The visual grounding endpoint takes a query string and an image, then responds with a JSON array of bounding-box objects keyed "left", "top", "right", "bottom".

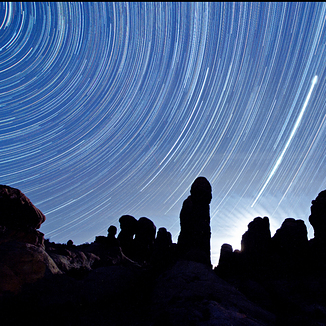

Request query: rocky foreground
[{"left": 1, "top": 184, "right": 326, "bottom": 325}]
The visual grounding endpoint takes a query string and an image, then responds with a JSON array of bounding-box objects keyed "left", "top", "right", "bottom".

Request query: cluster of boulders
[
  {"left": 1, "top": 180, "right": 326, "bottom": 325},
  {"left": 0, "top": 177, "right": 212, "bottom": 295},
  {"left": 217, "top": 216, "right": 310, "bottom": 278},
  {"left": 217, "top": 189, "right": 326, "bottom": 279},
  {"left": 0, "top": 185, "right": 61, "bottom": 293},
  {"left": 0, "top": 178, "right": 217, "bottom": 325},
  {"left": 215, "top": 189, "right": 326, "bottom": 325}
]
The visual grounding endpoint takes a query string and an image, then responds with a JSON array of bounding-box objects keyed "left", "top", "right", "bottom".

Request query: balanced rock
[
  {"left": 0, "top": 185, "right": 45, "bottom": 229},
  {"left": 0, "top": 186, "right": 58, "bottom": 294}
]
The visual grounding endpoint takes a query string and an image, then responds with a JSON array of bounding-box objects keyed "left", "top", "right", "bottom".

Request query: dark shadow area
[
  {"left": 1, "top": 182, "right": 326, "bottom": 325},
  {"left": 216, "top": 189, "right": 326, "bottom": 325}
]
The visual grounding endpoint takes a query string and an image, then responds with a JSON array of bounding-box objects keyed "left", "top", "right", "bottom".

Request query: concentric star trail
[{"left": 1, "top": 2, "right": 326, "bottom": 265}]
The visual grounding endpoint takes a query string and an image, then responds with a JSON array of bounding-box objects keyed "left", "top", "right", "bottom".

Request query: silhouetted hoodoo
[{"left": 177, "top": 176, "right": 212, "bottom": 266}]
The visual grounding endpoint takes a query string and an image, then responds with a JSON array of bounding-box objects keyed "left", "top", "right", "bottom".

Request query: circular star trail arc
[{"left": 1, "top": 2, "right": 326, "bottom": 265}]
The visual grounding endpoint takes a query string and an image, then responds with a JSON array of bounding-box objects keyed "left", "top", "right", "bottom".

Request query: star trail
[{"left": 1, "top": 2, "right": 326, "bottom": 265}]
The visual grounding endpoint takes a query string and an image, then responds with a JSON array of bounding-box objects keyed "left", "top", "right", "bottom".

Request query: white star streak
[{"left": 251, "top": 75, "right": 319, "bottom": 207}]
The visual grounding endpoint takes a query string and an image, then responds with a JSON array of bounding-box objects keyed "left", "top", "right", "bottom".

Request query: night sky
[{"left": 1, "top": 2, "right": 326, "bottom": 265}]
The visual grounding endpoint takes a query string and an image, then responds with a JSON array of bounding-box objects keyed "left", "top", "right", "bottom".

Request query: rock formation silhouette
[
  {"left": 67, "top": 239, "right": 74, "bottom": 247},
  {"left": 215, "top": 190, "right": 326, "bottom": 325},
  {"left": 240, "top": 216, "right": 272, "bottom": 275},
  {"left": 271, "top": 217, "right": 308, "bottom": 273},
  {"left": 106, "top": 225, "right": 119, "bottom": 247},
  {"left": 151, "top": 227, "right": 176, "bottom": 271},
  {"left": 2, "top": 182, "right": 326, "bottom": 325},
  {"left": 133, "top": 216, "right": 156, "bottom": 264},
  {"left": 309, "top": 189, "right": 326, "bottom": 270},
  {"left": 309, "top": 189, "right": 326, "bottom": 249},
  {"left": 309, "top": 189, "right": 326, "bottom": 242},
  {"left": 117, "top": 214, "right": 138, "bottom": 259},
  {"left": 241, "top": 216, "right": 271, "bottom": 255},
  {"left": 0, "top": 184, "right": 46, "bottom": 247},
  {"left": 177, "top": 176, "right": 212, "bottom": 266},
  {"left": 218, "top": 215, "right": 310, "bottom": 278},
  {"left": 0, "top": 185, "right": 61, "bottom": 293},
  {"left": 0, "top": 185, "right": 46, "bottom": 229}
]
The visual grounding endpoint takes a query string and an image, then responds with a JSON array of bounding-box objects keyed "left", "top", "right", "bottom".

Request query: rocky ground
[{"left": 1, "top": 184, "right": 326, "bottom": 325}]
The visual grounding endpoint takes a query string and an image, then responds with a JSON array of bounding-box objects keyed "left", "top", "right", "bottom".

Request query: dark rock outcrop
[
  {"left": 215, "top": 191, "right": 326, "bottom": 326},
  {"left": 0, "top": 185, "right": 45, "bottom": 229},
  {"left": 0, "top": 226, "right": 45, "bottom": 247},
  {"left": 45, "top": 241, "right": 100, "bottom": 275},
  {"left": 177, "top": 177, "right": 212, "bottom": 266},
  {"left": 1, "top": 263, "right": 146, "bottom": 326},
  {"left": 309, "top": 189, "right": 326, "bottom": 243},
  {"left": 217, "top": 243, "right": 240, "bottom": 278},
  {"left": 0, "top": 241, "right": 61, "bottom": 294},
  {"left": 152, "top": 227, "right": 176, "bottom": 271},
  {"left": 151, "top": 260, "right": 276, "bottom": 325},
  {"left": 154, "top": 227, "right": 172, "bottom": 248},
  {"left": 117, "top": 214, "right": 138, "bottom": 258},
  {"left": 217, "top": 216, "right": 309, "bottom": 279},
  {"left": 271, "top": 218, "right": 308, "bottom": 273},
  {"left": 0, "top": 185, "right": 60, "bottom": 294},
  {"left": 134, "top": 217, "right": 156, "bottom": 264},
  {"left": 3, "top": 182, "right": 326, "bottom": 325},
  {"left": 241, "top": 216, "right": 271, "bottom": 257},
  {"left": 0, "top": 185, "right": 46, "bottom": 247},
  {"left": 272, "top": 218, "right": 308, "bottom": 254},
  {"left": 309, "top": 190, "right": 326, "bottom": 270},
  {"left": 107, "top": 225, "right": 120, "bottom": 247},
  {"left": 217, "top": 217, "right": 272, "bottom": 279}
]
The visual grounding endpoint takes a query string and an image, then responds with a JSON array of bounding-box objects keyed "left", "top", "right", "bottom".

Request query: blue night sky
[{"left": 1, "top": 2, "right": 326, "bottom": 265}]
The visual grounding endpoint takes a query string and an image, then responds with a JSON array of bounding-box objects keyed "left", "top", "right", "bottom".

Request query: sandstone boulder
[
  {"left": 46, "top": 247, "right": 99, "bottom": 274},
  {"left": 0, "top": 241, "right": 61, "bottom": 294},
  {"left": 0, "top": 185, "right": 45, "bottom": 229},
  {"left": 0, "top": 226, "right": 45, "bottom": 247}
]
